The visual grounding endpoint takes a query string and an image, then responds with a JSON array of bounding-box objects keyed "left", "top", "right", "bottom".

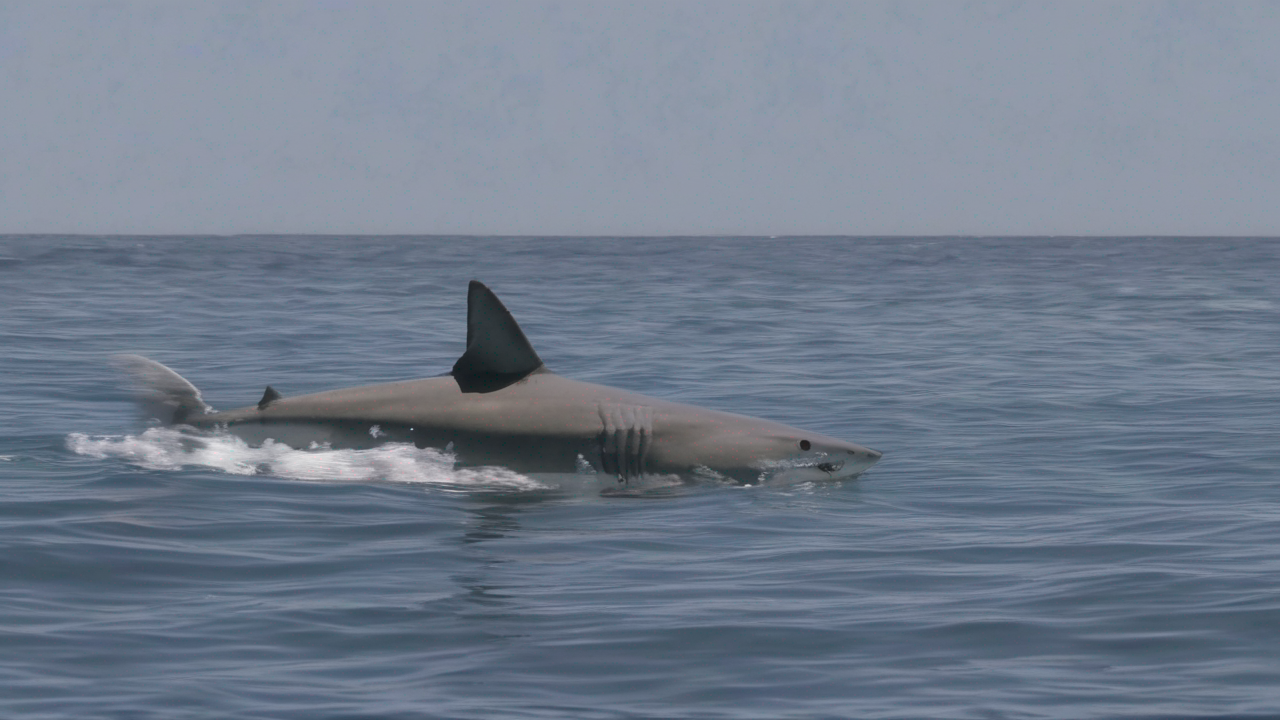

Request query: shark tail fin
[{"left": 112, "top": 354, "right": 212, "bottom": 425}]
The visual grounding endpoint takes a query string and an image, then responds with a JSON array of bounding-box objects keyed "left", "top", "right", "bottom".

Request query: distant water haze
[{"left": 2, "top": 2, "right": 1279, "bottom": 236}]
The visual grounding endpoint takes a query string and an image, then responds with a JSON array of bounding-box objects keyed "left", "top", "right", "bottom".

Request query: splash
[{"left": 66, "top": 427, "right": 545, "bottom": 491}]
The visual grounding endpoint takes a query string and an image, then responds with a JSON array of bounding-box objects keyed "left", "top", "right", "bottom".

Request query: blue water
[{"left": 3, "top": 236, "right": 1280, "bottom": 718}]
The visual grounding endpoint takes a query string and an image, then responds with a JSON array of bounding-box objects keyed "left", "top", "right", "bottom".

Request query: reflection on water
[{"left": 461, "top": 501, "right": 527, "bottom": 545}]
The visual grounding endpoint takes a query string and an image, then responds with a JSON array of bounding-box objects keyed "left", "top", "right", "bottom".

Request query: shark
[{"left": 115, "top": 281, "right": 881, "bottom": 484}]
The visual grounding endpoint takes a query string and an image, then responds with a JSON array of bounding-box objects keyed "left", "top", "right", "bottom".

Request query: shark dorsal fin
[
  {"left": 257, "top": 385, "right": 282, "bottom": 410},
  {"left": 451, "top": 280, "right": 544, "bottom": 393}
]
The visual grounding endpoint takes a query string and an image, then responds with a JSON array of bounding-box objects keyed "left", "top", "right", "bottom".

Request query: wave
[{"left": 66, "top": 427, "right": 547, "bottom": 491}]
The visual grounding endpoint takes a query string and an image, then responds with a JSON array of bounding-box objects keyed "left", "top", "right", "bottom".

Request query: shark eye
[{"left": 799, "top": 439, "right": 811, "bottom": 451}]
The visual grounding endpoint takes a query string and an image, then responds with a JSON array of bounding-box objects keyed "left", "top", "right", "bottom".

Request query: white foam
[{"left": 66, "top": 428, "right": 545, "bottom": 491}]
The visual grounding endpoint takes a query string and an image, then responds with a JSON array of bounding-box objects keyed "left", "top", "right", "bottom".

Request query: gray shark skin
[{"left": 115, "top": 281, "right": 881, "bottom": 484}]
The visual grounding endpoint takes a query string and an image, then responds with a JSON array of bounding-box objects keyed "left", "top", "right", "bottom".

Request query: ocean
[{"left": 2, "top": 235, "right": 1279, "bottom": 718}]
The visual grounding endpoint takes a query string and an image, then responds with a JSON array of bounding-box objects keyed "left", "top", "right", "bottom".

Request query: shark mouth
[
  {"left": 801, "top": 460, "right": 845, "bottom": 475},
  {"left": 752, "top": 456, "right": 853, "bottom": 484}
]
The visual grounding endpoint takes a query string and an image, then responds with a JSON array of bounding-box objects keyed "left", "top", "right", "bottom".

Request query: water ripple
[{"left": 3, "top": 236, "right": 1280, "bottom": 718}]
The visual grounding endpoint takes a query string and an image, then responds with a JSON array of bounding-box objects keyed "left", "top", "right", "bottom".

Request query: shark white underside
[{"left": 114, "top": 281, "right": 881, "bottom": 484}]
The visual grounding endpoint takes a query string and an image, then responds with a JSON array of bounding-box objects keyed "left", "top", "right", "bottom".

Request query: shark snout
[{"left": 845, "top": 445, "right": 883, "bottom": 472}]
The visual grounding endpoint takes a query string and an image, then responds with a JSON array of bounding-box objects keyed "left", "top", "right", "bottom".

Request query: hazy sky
[{"left": 2, "top": 2, "right": 1278, "bottom": 235}]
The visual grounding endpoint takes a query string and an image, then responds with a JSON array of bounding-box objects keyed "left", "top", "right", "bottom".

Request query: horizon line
[{"left": 4, "top": 233, "right": 1280, "bottom": 240}]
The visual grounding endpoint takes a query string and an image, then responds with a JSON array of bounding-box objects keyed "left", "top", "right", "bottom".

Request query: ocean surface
[{"left": 2, "top": 235, "right": 1279, "bottom": 719}]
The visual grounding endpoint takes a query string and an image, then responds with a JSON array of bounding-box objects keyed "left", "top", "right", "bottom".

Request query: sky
[{"left": 2, "top": 1, "right": 1278, "bottom": 236}]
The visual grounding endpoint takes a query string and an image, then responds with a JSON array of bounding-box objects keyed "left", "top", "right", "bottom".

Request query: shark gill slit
[{"left": 597, "top": 404, "right": 652, "bottom": 481}]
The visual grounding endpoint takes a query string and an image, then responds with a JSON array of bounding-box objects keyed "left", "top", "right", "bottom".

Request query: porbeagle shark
[{"left": 116, "top": 281, "right": 881, "bottom": 484}]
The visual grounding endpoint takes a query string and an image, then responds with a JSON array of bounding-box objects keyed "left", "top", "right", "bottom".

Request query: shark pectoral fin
[
  {"left": 451, "top": 280, "right": 546, "bottom": 393},
  {"left": 597, "top": 404, "right": 653, "bottom": 483},
  {"left": 257, "top": 386, "right": 282, "bottom": 410}
]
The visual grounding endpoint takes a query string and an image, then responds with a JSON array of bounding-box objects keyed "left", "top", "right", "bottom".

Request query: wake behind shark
[{"left": 116, "top": 281, "right": 881, "bottom": 484}]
